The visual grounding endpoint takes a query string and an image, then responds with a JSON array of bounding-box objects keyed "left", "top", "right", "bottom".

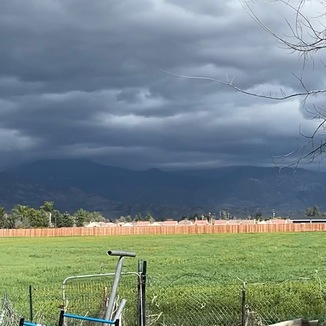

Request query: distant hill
[
  {"left": 0, "top": 169, "right": 122, "bottom": 216},
  {"left": 3, "top": 159, "right": 326, "bottom": 219}
]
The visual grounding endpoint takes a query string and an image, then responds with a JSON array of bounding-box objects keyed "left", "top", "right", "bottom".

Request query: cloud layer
[{"left": 0, "top": 0, "right": 324, "bottom": 170}]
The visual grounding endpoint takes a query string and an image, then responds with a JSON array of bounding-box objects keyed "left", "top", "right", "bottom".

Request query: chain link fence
[
  {"left": 146, "top": 274, "right": 241, "bottom": 326},
  {"left": 0, "top": 272, "right": 139, "bottom": 326},
  {"left": 1, "top": 284, "right": 62, "bottom": 326},
  {"left": 2, "top": 274, "right": 326, "bottom": 326},
  {"left": 145, "top": 274, "right": 326, "bottom": 326},
  {"left": 245, "top": 280, "right": 326, "bottom": 325}
]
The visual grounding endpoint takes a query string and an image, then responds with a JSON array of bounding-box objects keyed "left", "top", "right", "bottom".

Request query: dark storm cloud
[{"left": 0, "top": 0, "right": 323, "bottom": 170}]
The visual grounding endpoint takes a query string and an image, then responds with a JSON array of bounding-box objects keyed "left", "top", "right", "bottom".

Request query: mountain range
[{"left": 1, "top": 159, "right": 326, "bottom": 219}]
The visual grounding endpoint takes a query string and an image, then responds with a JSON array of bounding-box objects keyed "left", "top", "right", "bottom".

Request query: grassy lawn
[
  {"left": 2, "top": 232, "right": 326, "bottom": 326},
  {"left": 1, "top": 232, "right": 326, "bottom": 287}
]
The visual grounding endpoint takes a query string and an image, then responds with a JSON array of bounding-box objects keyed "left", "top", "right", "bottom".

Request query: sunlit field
[
  {"left": 2, "top": 232, "right": 326, "bottom": 288},
  {"left": 2, "top": 232, "right": 326, "bottom": 326}
]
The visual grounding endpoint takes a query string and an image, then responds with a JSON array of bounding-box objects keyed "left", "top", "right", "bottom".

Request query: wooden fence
[{"left": 0, "top": 222, "right": 326, "bottom": 237}]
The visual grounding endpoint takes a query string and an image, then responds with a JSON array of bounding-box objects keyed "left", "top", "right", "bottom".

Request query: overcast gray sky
[{"left": 0, "top": 0, "right": 324, "bottom": 171}]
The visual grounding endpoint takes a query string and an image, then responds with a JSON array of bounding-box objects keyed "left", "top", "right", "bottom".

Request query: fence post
[
  {"left": 142, "top": 261, "right": 147, "bottom": 326},
  {"left": 137, "top": 260, "right": 147, "bottom": 326},
  {"left": 241, "top": 282, "right": 246, "bottom": 326},
  {"left": 29, "top": 285, "right": 33, "bottom": 322}
]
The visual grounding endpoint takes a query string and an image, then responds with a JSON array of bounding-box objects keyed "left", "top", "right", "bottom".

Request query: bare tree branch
[
  {"left": 162, "top": 1, "right": 326, "bottom": 167},
  {"left": 242, "top": 0, "right": 326, "bottom": 56},
  {"left": 160, "top": 68, "right": 326, "bottom": 100}
]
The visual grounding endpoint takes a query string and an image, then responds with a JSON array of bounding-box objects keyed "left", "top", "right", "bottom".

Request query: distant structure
[{"left": 291, "top": 218, "right": 326, "bottom": 224}]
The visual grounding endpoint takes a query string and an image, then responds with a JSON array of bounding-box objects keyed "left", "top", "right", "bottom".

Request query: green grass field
[
  {"left": 2, "top": 232, "right": 326, "bottom": 326},
  {"left": 1, "top": 232, "right": 326, "bottom": 287}
]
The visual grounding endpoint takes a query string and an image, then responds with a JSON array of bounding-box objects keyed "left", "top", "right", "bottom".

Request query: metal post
[
  {"left": 141, "top": 261, "right": 147, "bottom": 326},
  {"left": 58, "top": 310, "right": 64, "bottom": 326},
  {"left": 105, "top": 256, "right": 125, "bottom": 320},
  {"left": 105, "top": 250, "right": 136, "bottom": 321},
  {"left": 137, "top": 261, "right": 142, "bottom": 326},
  {"left": 241, "top": 282, "right": 246, "bottom": 326},
  {"left": 137, "top": 260, "right": 143, "bottom": 326},
  {"left": 113, "top": 299, "right": 126, "bottom": 321},
  {"left": 29, "top": 285, "right": 33, "bottom": 322},
  {"left": 137, "top": 260, "right": 147, "bottom": 326}
]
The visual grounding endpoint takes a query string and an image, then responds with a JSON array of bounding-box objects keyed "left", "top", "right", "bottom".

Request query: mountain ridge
[{"left": 3, "top": 159, "right": 326, "bottom": 218}]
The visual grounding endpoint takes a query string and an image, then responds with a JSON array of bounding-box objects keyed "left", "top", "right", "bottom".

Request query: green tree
[
  {"left": 40, "top": 201, "right": 55, "bottom": 227},
  {"left": 305, "top": 205, "right": 321, "bottom": 217},
  {"left": 115, "top": 215, "right": 132, "bottom": 223},
  {"left": 73, "top": 208, "right": 88, "bottom": 227},
  {"left": 28, "top": 208, "right": 49, "bottom": 228},
  {"left": 219, "top": 210, "right": 230, "bottom": 220},
  {"left": 5, "top": 213, "right": 16, "bottom": 229},
  {"left": 255, "top": 212, "right": 263, "bottom": 220},
  {"left": 0, "top": 206, "right": 6, "bottom": 228},
  {"left": 56, "top": 211, "right": 74, "bottom": 228},
  {"left": 134, "top": 212, "right": 143, "bottom": 221},
  {"left": 144, "top": 212, "right": 155, "bottom": 222},
  {"left": 72, "top": 208, "right": 105, "bottom": 226},
  {"left": 87, "top": 211, "right": 106, "bottom": 223},
  {"left": 11, "top": 204, "right": 31, "bottom": 228},
  {"left": 50, "top": 209, "right": 63, "bottom": 228}
]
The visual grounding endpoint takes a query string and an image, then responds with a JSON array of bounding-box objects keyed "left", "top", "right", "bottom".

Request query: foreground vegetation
[
  {"left": 2, "top": 232, "right": 326, "bottom": 326},
  {"left": 2, "top": 232, "right": 326, "bottom": 287}
]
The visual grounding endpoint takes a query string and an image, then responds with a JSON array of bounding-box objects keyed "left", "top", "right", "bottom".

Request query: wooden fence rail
[{"left": 0, "top": 222, "right": 326, "bottom": 237}]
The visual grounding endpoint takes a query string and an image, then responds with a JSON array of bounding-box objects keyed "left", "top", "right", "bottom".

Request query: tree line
[
  {"left": 0, "top": 201, "right": 160, "bottom": 229},
  {"left": 0, "top": 201, "right": 107, "bottom": 229},
  {"left": 0, "top": 200, "right": 320, "bottom": 229}
]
